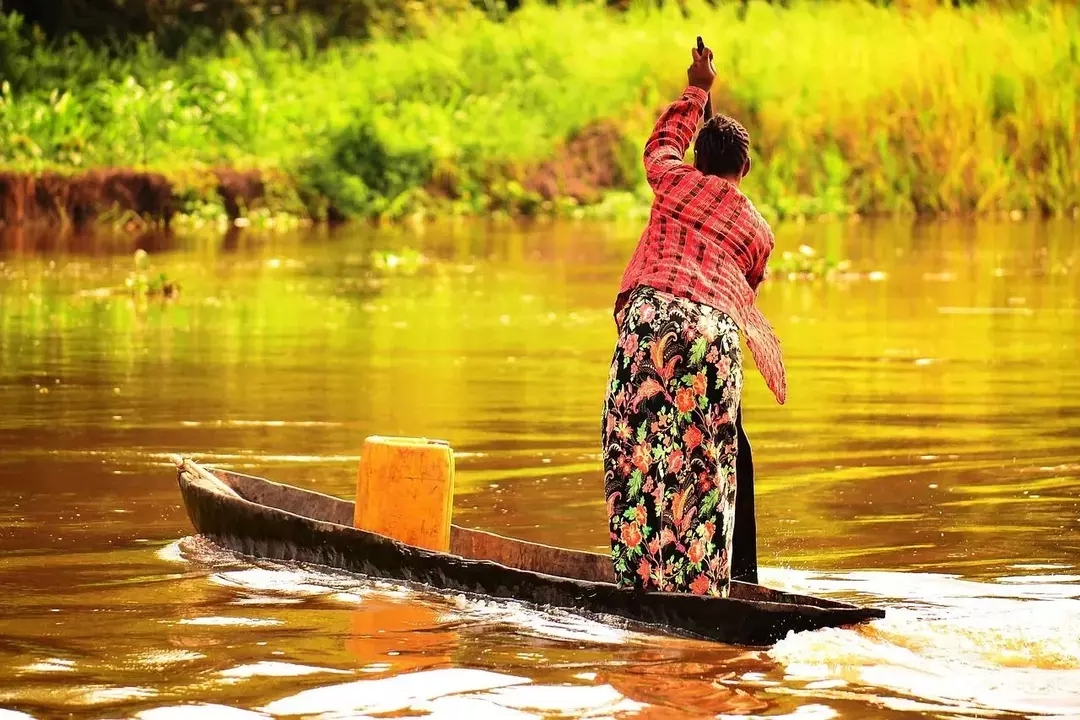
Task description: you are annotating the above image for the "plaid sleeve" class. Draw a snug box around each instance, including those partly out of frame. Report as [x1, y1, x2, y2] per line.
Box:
[643, 86, 708, 191]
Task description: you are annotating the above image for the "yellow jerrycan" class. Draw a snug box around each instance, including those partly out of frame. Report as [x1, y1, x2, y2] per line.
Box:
[353, 436, 455, 552]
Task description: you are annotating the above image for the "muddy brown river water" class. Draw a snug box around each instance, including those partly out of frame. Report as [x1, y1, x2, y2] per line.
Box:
[1, 218, 1078, 719]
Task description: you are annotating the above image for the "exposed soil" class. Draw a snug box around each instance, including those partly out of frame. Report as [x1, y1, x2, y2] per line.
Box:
[523, 120, 636, 205]
[213, 169, 266, 221]
[0, 169, 266, 228]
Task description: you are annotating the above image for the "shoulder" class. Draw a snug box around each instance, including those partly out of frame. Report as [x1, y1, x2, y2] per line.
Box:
[734, 189, 774, 244]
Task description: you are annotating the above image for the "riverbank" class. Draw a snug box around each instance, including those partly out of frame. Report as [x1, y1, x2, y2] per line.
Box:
[0, 168, 300, 231]
[1, 1, 1077, 228]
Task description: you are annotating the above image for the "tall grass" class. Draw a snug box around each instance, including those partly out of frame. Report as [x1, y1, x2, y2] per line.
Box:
[1, 1, 1077, 221]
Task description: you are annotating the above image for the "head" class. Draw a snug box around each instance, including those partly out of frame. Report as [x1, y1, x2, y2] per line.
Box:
[694, 114, 752, 184]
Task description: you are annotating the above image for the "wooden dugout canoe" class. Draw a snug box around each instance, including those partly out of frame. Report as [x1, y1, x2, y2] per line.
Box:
[175, 457, 885, 646]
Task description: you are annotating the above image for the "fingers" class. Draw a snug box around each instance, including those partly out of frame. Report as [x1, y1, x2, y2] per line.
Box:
[690, 43, 714, 72]
[701, 45, 715, 73]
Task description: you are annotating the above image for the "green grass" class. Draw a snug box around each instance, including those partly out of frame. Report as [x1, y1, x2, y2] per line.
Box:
[1, 0, 1077, 222]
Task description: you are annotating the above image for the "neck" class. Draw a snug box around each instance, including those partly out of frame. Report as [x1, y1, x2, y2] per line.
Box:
[695, 167, 743, 187]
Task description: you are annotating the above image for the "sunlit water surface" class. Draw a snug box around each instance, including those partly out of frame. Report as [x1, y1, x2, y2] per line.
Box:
[1, 218, 1077, 719]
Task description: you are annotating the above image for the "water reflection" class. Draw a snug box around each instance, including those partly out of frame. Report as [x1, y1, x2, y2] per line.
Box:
[345, 595, 457, 673]
[1, 218, 1078, 717]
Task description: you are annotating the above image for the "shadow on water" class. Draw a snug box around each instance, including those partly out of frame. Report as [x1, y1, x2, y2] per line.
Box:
[0, 218, 1078, 718]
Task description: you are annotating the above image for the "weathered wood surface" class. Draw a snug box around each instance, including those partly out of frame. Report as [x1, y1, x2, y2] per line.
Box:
[449, 524, 617, 585]
[176, 458, 884, 646]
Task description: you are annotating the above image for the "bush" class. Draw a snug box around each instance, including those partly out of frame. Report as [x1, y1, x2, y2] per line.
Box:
[299, 111, 435, 220]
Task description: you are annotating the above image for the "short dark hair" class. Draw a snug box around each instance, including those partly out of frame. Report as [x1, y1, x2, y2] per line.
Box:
[694, 115, 750, 179]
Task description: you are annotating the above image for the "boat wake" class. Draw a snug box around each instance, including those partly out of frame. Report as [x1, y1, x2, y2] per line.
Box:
[161, 536, 642, 646]
[762, 567, 1080, 718]
[160, 538, 1080, 718]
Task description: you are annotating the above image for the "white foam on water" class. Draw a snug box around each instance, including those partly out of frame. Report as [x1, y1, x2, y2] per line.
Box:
[446, 594, 635, 646]
[485, 683, 646, 716]
[134, 704, 270, 720]
[218, 661, 352, 679]
[76, 686, 157, 705]
[0, 710, 37, 720]
[155, 540, 187, 564]
[997, 574, 1080, 585]
[360, 662, 393, 674]
[211, 567, 347, 597]
[230, 595, 305, 606]
[176, 616, 282, 628]
[764, 567, 1080, 717]
[718, 704, 839, 720]
[259, 667, 530, 717]
[328, 591, 365, 604]
[374, 695, 537, 720]
[18, 658, 75, 674]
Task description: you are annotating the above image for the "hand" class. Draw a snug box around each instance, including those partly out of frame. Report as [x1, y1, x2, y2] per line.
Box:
[687, 44, 716, 93]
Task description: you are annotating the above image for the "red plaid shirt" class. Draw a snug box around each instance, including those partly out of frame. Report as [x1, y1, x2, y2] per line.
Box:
[616, 86, 787, 404]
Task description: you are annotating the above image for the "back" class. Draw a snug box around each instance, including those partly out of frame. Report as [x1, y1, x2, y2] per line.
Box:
[614, 85, 786, 404]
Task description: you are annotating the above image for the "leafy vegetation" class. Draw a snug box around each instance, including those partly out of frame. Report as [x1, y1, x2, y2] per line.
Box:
[1, 1, 1077, 224]
[0, 0, 479, 52]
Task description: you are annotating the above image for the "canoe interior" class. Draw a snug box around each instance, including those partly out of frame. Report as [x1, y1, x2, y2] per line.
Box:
[194, 461, 862, 612]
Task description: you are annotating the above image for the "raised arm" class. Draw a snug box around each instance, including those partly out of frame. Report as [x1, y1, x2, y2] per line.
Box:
[644, 43, 717, 191]
[643, 86, 708, 191]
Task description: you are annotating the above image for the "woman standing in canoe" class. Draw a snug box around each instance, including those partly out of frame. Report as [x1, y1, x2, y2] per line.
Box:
[602, 41, 786, 597]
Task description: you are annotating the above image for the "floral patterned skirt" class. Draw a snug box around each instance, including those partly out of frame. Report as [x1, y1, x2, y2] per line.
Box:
[602, 285, 743, 596]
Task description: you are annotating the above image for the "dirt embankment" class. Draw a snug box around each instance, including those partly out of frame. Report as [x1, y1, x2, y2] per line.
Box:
[524, 120, 636, 205]
[0, 169, 266, 229]
[423, 119, 639, 212]
[1, 120, 639, 228]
